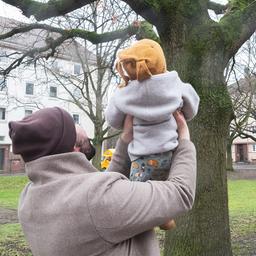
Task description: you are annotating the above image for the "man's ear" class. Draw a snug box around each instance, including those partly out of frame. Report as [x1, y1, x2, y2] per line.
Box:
[73, 146, 80, 152]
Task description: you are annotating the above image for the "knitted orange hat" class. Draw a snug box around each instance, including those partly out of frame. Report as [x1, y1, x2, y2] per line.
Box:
[116, 39, 167, 86]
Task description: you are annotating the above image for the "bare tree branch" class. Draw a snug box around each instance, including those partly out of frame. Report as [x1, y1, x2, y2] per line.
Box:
[1, 0, 96, 21]
[102, 130, 121, 141]
[239, 130, 256, 141]
[0, 22, 139, 44]
[0, 35, 68, 76]
[2, 0, 160, 25]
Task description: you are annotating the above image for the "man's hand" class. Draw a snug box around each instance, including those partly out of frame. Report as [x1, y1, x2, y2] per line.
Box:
[121, 115, 133, 143]
[173, 111, 190, 141]
[159, 219, 176, 230]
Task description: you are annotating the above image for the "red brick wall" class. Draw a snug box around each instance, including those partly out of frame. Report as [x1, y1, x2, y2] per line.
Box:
[9, 152, 25, 173]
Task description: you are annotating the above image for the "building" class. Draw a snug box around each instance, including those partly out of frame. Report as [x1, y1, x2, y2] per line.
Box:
[232, 137, 256, 163]
[0, 16, 97, 173]
[229, 76, 256, 163]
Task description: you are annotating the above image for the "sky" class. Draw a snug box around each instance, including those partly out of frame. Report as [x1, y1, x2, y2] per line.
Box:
[0, 1, 30, 21]
[0, 0, 228, 21]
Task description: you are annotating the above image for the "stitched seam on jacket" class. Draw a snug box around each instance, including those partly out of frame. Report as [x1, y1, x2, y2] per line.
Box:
[87, 182, 115, 245]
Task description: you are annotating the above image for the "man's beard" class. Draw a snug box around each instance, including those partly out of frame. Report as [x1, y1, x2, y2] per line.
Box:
[82, 141, 96, 161]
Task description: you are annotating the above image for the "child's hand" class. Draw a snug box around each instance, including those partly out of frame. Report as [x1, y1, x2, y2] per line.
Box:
[173, 111, 190, 141]
[121, 115, 133, 143]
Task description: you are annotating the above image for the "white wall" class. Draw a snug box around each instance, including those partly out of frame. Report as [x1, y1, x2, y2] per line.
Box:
[0, 47, 96, 147]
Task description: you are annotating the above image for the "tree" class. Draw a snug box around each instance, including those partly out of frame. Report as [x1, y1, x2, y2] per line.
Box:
[0, 1, 137, 169]
[227, 75, 256, 169]
[1, 0, 256, 255]
[37, 2, 137, 168]
[226, 33, 256, 170]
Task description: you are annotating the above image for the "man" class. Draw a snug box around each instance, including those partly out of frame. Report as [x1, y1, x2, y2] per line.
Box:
[9, 107, 196, 256]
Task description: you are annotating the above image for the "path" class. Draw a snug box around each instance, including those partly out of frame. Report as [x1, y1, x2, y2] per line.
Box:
[0, 208, 18, 224]
[228, 164, 256, 180]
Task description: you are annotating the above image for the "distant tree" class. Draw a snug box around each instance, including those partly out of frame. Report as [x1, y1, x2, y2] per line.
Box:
[38, 2, 137, 168]
[0, 1, 137, 168]
[226, 33, 256, 170]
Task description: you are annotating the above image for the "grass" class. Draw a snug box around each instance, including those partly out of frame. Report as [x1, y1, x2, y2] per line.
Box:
[0, 176, 255, 255]
[0, 176, 31, 256]
[0, 224, 32, 256]
[228, 180, 256, 215]
[0, 176, 28, 209]
[228, 180, 256, 256]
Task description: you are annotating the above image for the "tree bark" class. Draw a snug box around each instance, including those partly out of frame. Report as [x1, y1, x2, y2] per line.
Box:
[164, 80, 233, 256]
[92, 142, 102, 170]
[161, 30, 233, 254]
[226, 140, 234, 172]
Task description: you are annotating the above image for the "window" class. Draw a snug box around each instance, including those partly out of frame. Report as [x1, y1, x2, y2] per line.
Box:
[0, 50, 7, 63]
[73, 87, 83, 99]
[52, 61, 60, 71]
[49, 86, 57, 97]
[0, 108, 6, 120]
[73, 114, 80, 124]
[0, 78, 6, 91]
[74, 64, 81, 75]
[26, 82, 34, 95]
[253, 144, 256, 152]
[25, 109, 33, 117]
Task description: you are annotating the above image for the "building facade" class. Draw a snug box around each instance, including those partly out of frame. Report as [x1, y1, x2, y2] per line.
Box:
[232, 136, 256, 163]
[0, 17, 97, 173]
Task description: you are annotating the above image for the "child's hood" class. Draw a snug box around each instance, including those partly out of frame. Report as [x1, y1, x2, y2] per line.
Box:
[113, 71, 183, 122]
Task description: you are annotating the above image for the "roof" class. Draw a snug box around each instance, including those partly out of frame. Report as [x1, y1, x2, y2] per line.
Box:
[228, 76, 256, 96]
[0, 16, 96, 65]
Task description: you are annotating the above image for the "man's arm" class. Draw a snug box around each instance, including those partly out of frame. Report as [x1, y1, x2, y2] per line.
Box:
[88, 138, 196, 244]
[106, 115, 133, 177]
[106, 138, 131, 177]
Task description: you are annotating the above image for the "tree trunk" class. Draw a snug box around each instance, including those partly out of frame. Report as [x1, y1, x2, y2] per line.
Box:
[162, 39, 233, 254]
[92, 142, 102, 170]
[164, 85, 233, 256]
[226, 140, 234, 171]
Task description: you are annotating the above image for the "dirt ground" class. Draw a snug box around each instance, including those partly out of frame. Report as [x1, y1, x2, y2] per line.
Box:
[0, 208, 18, 225]
[227, 167, 256, 180]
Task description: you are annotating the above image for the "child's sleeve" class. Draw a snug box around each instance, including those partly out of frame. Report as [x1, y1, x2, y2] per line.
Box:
[105, 92, 126, 130]
[179, 79, 200, 121]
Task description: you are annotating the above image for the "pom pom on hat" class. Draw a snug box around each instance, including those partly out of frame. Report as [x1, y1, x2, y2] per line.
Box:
[116, 39, 167, 86]
[9, 107, 76, 162]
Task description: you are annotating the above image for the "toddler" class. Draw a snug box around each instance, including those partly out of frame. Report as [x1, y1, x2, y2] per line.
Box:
[105, 39, 199, 229]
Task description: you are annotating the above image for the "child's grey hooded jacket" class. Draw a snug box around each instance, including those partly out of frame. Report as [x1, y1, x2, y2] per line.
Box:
[105, 71, 200, 161]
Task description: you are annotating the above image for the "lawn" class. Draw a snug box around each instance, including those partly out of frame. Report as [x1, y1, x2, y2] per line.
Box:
[0, 176, 28, 209]
[228, 180, 256, 256]
[0, 176, 255, 256]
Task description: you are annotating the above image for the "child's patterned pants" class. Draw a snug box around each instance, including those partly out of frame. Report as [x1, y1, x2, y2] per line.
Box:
[129, 151, 173, 182]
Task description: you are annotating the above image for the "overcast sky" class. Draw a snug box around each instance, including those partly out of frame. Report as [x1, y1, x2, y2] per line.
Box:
[0, 0, 228, 21]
